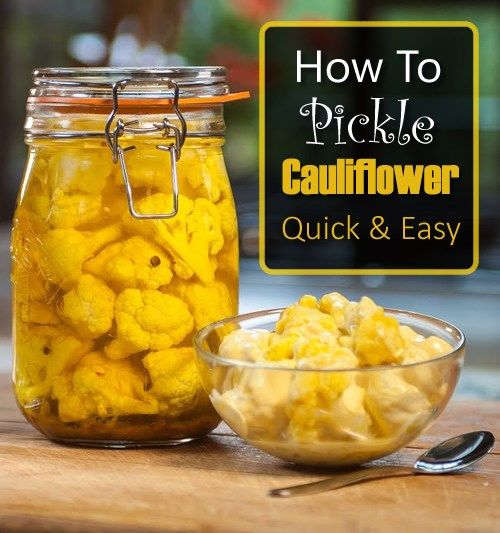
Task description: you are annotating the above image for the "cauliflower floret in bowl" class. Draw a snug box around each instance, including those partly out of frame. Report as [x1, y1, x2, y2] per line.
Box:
[194, 294, 465, 467]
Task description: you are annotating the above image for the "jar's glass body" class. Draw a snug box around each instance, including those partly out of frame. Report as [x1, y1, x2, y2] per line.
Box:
[12, 92, 239, 445]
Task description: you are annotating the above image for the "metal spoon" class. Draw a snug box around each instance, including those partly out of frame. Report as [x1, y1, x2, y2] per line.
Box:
[269, 431, 495, 497]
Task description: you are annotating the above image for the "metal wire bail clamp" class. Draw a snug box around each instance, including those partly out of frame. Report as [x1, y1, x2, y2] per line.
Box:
[104, 78, 187, 220]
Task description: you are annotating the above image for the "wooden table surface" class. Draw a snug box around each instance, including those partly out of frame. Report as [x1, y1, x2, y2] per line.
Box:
[0, 373, 498, 532]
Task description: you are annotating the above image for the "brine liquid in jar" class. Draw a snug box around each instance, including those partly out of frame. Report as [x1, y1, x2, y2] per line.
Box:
[12, 67, 246, 446]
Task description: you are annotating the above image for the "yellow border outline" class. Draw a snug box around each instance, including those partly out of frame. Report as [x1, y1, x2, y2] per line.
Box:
[258, 21, 479, 276]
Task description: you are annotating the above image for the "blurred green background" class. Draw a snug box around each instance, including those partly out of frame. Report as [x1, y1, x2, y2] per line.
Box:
[2, 1, 499, 230]
[0, 0, 499, 388]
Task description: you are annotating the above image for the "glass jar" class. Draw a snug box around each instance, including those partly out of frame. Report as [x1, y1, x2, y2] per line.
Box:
[12, 67, 246, 446]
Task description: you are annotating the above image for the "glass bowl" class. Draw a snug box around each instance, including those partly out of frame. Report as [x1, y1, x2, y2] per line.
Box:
[194, 308, 465, 467]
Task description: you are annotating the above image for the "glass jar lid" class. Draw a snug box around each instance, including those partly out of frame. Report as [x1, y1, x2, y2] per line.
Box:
[29, 67, 249, 106]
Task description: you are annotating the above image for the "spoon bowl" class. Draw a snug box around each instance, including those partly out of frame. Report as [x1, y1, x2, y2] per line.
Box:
[414, 431, 495, 474]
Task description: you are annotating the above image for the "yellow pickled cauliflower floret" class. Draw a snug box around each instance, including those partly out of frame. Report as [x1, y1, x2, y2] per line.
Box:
[45, 189, 102, 229]
[106, 289, 193, 358]
[365, 372, 432, 437]
[39, 224, 121, 286]
[188, 197, 224, 254]
[52, 351, 158, 422]
[319, 292, 350, 329]
[219, 329, 272, 362]
[399, 325, 425, 345]
[114, 147, 175, 193]
[343, 296, 383, 333]
[293, 332, 336, 360]
[338, 334, 355, 350]
[123, 193, 223, 284]
[417, 336, 453, 358]
[15, 327, 55, 402]
[85, 236, 172, 290]
[327, 383, 373, 440]
[217, 198, 238, 241]
[48, 149, 111, 194]
[169, 279, 234, 330]
[286, 371, 352, 442]
[265, 327, 354, 365]
[115, 146, 229, 201]
[354, 311, 404, 366]
[23, 181, 50, 218]
[27, 181, 103, 230]
[18, 331, 92, 403]
[32, 155, 49, 187]
[143, 347, 203, 416]
[42, 335, 92, 387]
[177, 148, 228, 203]
[276, 296, 338, 338]
[59, 274, 115, 339]
[287, 381, 372, 442]
[400, 335, 453, 398]
[295, 342, 359, 370]
[410, 331, 452, 398]
[285, 392, 323, 442]
[265, 333, 300, 361]
[216, 237, 239, 282]
[211, 366, 292, 439]
[298, 294, 319, 309]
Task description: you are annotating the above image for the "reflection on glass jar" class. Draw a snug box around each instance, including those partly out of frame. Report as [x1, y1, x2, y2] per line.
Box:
[12, 67, 246, 446]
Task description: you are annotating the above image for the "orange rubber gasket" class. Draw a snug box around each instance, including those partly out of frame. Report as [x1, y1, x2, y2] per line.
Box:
[28, 91, 251, 108]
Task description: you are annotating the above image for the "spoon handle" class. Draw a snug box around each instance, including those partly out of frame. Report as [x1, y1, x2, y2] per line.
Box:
[269, 466, 414, 497]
